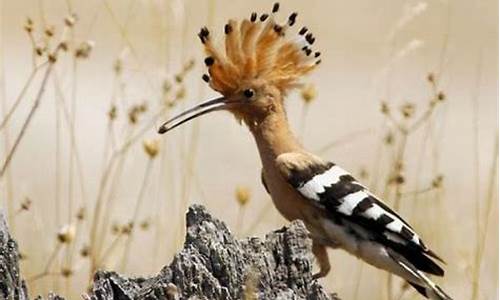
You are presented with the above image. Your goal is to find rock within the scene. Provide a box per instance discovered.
[0,212,29,300]
[0,205,340,300]
[89,205,338,300]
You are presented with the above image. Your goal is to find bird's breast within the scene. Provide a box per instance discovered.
[263,166,321,226]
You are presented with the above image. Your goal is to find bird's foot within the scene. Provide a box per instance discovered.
[312,241,331,279]
[312,268,330,280]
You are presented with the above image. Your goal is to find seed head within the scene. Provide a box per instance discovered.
[437,91,446,102]
[113,59,123,75]
[64,14,77,27]
[58,41,69,52]
[140,219,150,230]
[48,53,57,63]
[80,245,90,257]
[384,132,394,145]
[128,103,148,124]
[57,224,76,244]
[427,72,435,83]
[20,197,32,211]
[24,18,34,33]
[19,251,28,261]
[108,104,117,121]
[432,175,444,189]
[175,86,186,100]
[143,139,160,159]
[184,59,195,71]
[35,47,45,56]
[61,267,73,278]
[394,161,404,172]
[174,74,183,83]
[44,25,55,38]
[122,222,133,235]
[300,84,317,104]
[359,168,369,180]
[111,223,120,235]
[235,186,251,206]
[400,102,415,119]
[162,80,172,94]
[76,207,86,221]
[380,101,390,115]
[75,41,94,59]
[389,173,405,185]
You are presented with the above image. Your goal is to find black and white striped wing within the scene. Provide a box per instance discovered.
[279,155,444,276]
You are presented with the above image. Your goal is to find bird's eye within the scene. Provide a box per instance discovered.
[243,89,255,99]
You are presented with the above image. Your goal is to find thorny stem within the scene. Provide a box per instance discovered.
[471,134,497,299]
[153,137,170,269]
[242,200,274,236]
[298,102,309,141]
[89,109,157,277]
[54,77,62,228]
[27,243,62,282]
[352,262,364,300]
[175,117,201,251]
[401,185,436,197]
[116,107,168,155]
[98,232,123,266]
[0,62,48,131]
[0,60,54,178]
[471,47,484,300]
[52,73,88,212]
[67,55,78,225]
[27,31,37,69]
[102,0,155,91]
[385,131,407,300]
[392,133,408,211]
[0,37,14,223]
[382,76,444,300]
[52,74,89,275]
[235,205,246,237]
[410,120,433,213]
[89,153,118,280]
[88,66,122,276]
[120,158,154,271]
[95,132,133,259]
[316,128,373,155]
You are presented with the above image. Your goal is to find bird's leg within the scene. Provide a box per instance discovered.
[312,240,331,279]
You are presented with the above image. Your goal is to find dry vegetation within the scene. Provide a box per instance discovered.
[0,1,497,299]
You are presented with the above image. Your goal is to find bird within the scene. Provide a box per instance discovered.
[158,3,452,300]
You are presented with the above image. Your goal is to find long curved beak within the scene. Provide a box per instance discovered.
[158,96,235,134]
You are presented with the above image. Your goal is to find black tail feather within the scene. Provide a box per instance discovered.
[408,281,430,298]
[388,241,445,276]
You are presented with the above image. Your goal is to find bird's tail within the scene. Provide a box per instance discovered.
[395,254,453,300]
[408,280,453,300]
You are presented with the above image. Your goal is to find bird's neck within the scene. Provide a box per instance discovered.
[249,107,303,167]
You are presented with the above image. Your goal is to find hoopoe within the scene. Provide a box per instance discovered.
[158,3,452,300]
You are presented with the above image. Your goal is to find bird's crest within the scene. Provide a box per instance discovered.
[198,2,321,96]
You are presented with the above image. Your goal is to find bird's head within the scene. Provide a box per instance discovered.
[158,2,321,134]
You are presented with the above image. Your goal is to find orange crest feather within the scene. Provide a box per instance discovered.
[199,3,321,96]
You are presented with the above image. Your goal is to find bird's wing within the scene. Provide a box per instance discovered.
[276,152,444,276]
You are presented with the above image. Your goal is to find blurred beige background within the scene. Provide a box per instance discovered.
[1,0,498,299]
